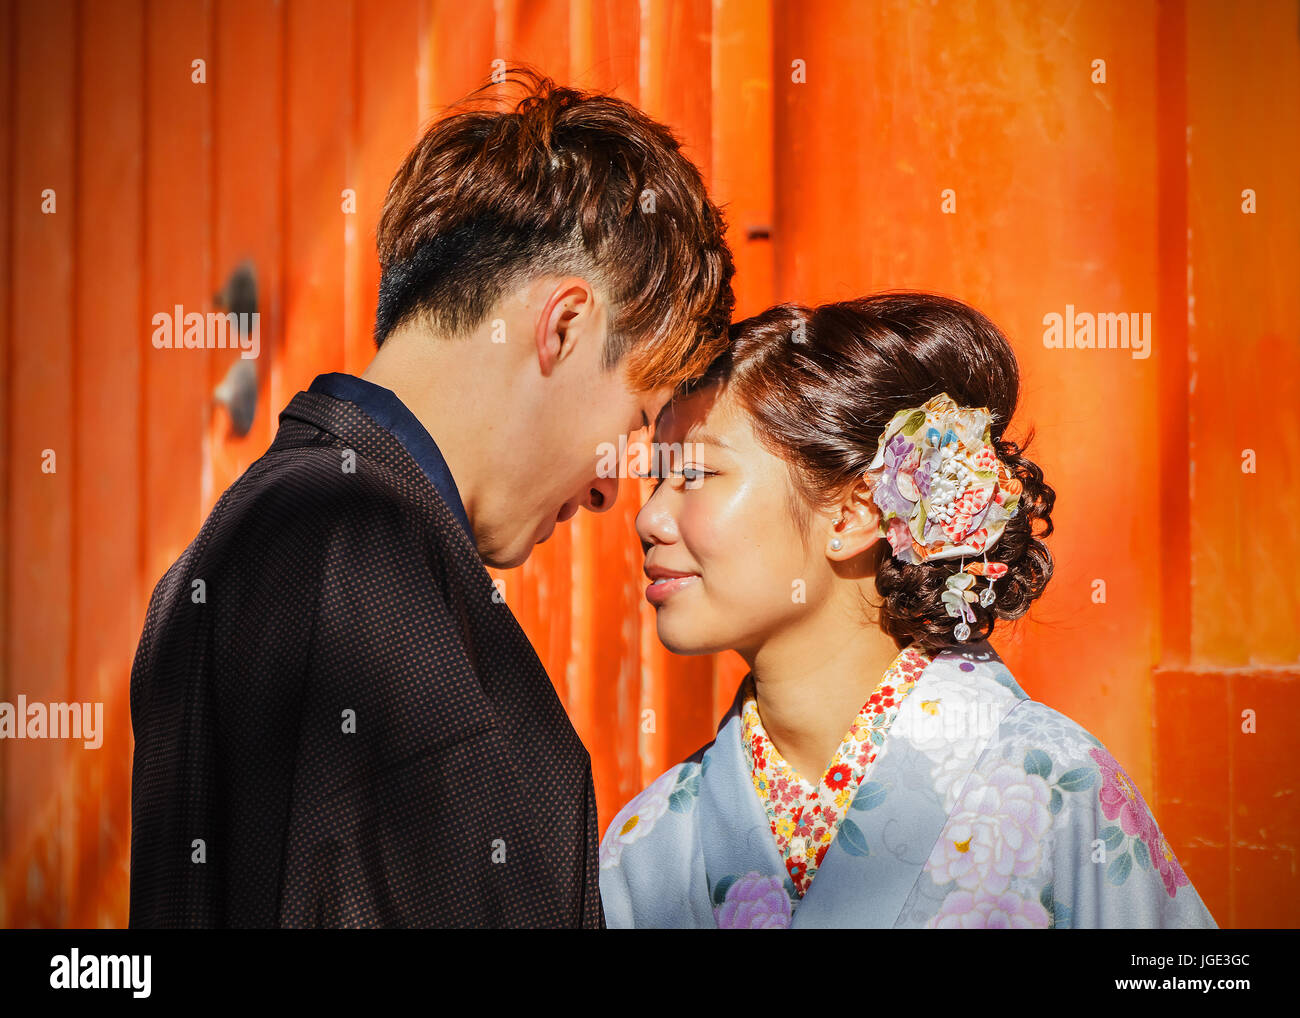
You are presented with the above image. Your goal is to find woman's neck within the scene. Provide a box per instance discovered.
[744,599,905,786]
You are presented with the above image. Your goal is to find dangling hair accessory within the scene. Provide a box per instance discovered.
[864,393,1023,643]
[942,554,977,642]
[977,551,998,607]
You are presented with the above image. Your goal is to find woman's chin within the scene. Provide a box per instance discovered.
[656,622,726,657]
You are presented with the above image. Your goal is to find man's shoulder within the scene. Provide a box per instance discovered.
[222,438,416,529]
[192,440,440,575]
[143,438,450,637]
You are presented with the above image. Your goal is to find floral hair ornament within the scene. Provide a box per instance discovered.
[864,392,1023,641]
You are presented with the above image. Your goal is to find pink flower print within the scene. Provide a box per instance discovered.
[927,887,1051,929]
[1146,829,1191,898]
[941,486,993,543]
[874,436,922,517]
[885,516,915,557]
[1089,748,1156,842]
[971,444,999,473]
[927,762,1053,893]
[715,873,792,929]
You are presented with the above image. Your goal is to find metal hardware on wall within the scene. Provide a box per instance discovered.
[212,260,259,438]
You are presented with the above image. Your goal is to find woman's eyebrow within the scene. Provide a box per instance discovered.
[683,430,733,451]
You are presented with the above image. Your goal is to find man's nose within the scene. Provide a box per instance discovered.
[582,474,620,514]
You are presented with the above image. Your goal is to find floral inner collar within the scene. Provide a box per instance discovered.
[740,642,932,898]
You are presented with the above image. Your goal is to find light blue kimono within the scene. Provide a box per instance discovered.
[599,640,1218,928]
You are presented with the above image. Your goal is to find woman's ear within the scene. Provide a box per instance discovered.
[825,477,882,561]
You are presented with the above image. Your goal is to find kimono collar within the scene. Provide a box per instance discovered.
[696,640,1030,927]
[738,643,932,896]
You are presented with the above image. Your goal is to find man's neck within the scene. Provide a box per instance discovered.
[360,327,498,534]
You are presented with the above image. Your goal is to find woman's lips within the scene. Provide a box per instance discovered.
[645,573,699,606]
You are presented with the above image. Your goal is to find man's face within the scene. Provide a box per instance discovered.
[474,278,673,570]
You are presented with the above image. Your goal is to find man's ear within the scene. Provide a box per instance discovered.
[535,276,594,377]
[825,476,883,561]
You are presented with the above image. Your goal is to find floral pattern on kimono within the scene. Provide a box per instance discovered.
[740,643,931,896]
[599,640,1218,930]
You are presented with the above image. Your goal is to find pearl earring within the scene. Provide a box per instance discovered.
[830,538,843,551]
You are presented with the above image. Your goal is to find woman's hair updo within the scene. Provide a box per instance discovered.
[681,291,1056,653]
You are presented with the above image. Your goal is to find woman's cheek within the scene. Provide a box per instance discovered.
[675,494,727,562]
[702,484,777,588]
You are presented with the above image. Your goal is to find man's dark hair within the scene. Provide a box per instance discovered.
[374,65,736,393]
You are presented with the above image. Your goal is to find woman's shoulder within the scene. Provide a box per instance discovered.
[924,689,1216,926]
[989,697,1211,907]
[999,696,1109,762]
[988,694,1148,816]
[598,751,710,871]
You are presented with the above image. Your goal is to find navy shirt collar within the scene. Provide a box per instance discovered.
[308,372,475,544]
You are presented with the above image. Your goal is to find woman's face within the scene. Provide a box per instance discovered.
[635,384,838,658]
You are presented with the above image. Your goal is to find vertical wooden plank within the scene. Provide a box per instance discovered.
[1152,667,1232,926]
[1155,0,1191,670]
[1185,0,1300,667]
[425,0,495,123]
[1180,0,1300,930]
[206,0,283,512]
[70,0,144,928]
[566,0,646,836]
[142,0,212,586]
[635,0,715,790]
[0,0,14,928]
[500,0,571,77]
[1228,668,1300,928]
[496,0,574,707]
[276,0,352,408]
[568,0,638,93]
[349,0,420,375]
[712,0,773,347]
[5,0,76,928]
[710,0,773,723]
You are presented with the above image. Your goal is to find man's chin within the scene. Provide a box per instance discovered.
[479,540,533,571]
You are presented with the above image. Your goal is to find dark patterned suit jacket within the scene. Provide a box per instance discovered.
[129,390,605,928]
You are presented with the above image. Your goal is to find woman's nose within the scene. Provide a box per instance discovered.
[635,484,678,549]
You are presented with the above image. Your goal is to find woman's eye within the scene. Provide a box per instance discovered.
[630,467,713,487]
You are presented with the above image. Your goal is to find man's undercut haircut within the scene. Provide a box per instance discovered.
[374,65,736,393]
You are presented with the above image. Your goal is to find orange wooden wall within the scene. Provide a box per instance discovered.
[0,0,1295,928]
